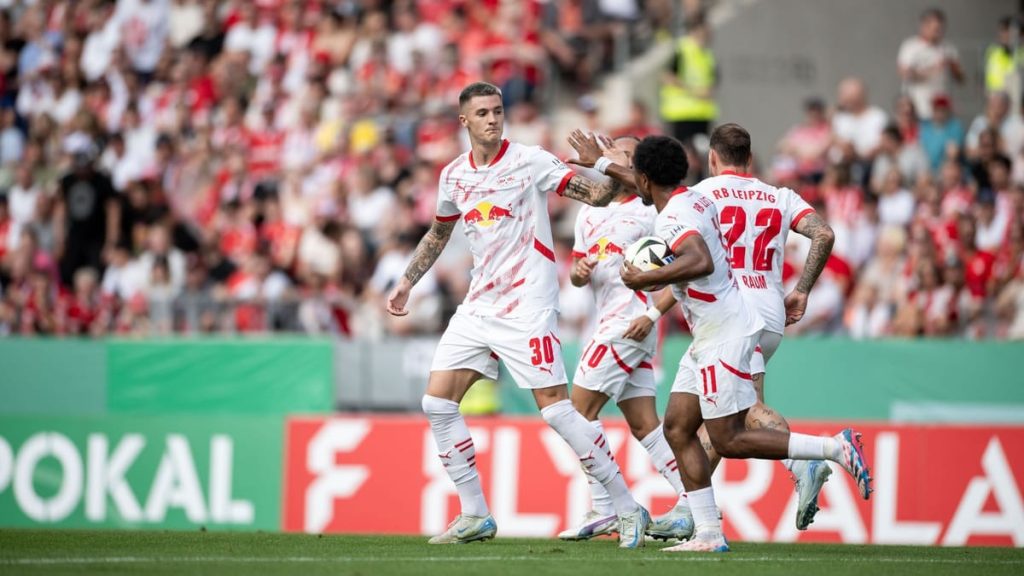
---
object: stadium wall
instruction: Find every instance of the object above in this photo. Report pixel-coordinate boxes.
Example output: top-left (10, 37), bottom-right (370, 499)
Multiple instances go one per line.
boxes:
top-left (0, 338), bottom-right (1021, 545)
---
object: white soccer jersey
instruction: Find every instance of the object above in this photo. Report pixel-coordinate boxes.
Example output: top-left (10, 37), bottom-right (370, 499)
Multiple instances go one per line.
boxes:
top-left (572, 195), bottom-right (658, 341)
top-left (656, 187), bottom-right (763, 350)
top-left (690, 171), bottom-right (815, 334)
top-left (436, 139), bottom-right (574, 318)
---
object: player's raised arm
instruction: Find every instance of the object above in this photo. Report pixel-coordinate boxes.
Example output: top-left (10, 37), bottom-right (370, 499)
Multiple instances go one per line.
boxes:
top-left (386, 217), bottom-right (457, 316)
top-left (785, 211), bottom-right (835, 325)
top-left (562, 130), bottom-right (633, 207)
top-left (621, 233), bottom-right (714, 291)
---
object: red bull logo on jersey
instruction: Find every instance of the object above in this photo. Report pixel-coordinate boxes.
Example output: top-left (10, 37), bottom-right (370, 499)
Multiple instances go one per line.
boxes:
top-left (587, 237), bottom-right (625, 261)
top-left (463, 201), bottom-right (514, 227)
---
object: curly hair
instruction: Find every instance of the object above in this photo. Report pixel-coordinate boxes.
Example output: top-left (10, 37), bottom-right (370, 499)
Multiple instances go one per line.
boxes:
top-left (634, 135), bottom-right (689, 186)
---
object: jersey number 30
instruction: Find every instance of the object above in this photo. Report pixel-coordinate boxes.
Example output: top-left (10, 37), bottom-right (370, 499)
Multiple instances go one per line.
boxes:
top-left (719, 207), bottom-right (782, 271)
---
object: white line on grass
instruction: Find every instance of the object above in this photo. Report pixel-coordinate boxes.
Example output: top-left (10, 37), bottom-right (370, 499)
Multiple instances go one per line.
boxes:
top-left (2, 556), bottom-right (1021, 566)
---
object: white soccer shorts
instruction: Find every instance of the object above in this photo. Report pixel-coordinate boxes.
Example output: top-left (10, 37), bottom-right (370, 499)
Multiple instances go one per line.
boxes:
top-left (748, 330), bottom-right (783, 376)
top-left (671, 331), bottom-right (761, 419)
top-left (431, 309), bottom-right (567, 389)
top-left (572, 330), bottom-right (657, 402)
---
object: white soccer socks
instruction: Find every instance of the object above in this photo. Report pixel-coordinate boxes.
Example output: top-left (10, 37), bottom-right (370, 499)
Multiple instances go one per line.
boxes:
top-left (422, 395), bottom-right (489, 518)
top-left (686, 486), bottom-right (721, 533)
top-left (787, 432), bottom-right (842, 461)
top-left (640, 425), bottom-right (689, 508)
top-left (541, 400), bottom-right (639, 515)
top-left (584, 420), bottom-right (615, 516)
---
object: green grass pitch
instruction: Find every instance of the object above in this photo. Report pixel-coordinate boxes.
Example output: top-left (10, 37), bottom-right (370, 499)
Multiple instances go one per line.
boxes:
top-left (1, 530), bottom-right (1022, 576)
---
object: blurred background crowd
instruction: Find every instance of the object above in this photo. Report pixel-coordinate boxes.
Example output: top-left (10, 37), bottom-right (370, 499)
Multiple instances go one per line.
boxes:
top-left (0, 0), bottom-right (1020, 341)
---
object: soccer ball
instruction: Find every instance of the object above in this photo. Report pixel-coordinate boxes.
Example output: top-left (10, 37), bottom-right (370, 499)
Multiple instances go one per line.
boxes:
top-left (624, 236), bottom-right (673, 272)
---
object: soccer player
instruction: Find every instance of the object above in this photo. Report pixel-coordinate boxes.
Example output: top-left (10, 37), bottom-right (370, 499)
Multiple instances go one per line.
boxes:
top-left (689, 123), bottom-right (835, 531)
top-left (573, 133), bottom-right (872, 552)
top-left (386, 82), bottom-right (650, 547)
top-left (559, 135), bottom-right (694, 542)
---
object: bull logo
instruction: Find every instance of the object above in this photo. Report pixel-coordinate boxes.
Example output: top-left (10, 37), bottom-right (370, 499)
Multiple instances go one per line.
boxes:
top-left (587, 237), bottom-right (624, 261)
top-left (463, 201), bottom-right (514, 228)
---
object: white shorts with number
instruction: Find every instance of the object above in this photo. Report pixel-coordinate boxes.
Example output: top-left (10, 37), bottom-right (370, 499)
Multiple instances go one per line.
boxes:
top-left (431, 309), bottom-right (567, 389)
top-left (671, 332), bottom-right (761, 419)
top-left (573, 330), bottom-right (657, 402)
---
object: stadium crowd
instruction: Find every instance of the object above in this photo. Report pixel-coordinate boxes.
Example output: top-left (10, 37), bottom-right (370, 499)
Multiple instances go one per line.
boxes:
top-left (0, 1), bottom-right (1020, 341)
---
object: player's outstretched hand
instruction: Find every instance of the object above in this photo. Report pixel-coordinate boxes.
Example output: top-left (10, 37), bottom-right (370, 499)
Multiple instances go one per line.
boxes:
top-left (387, 278), bottom-right (412, 316)
top-left (620, 261), bottom-right (646, 290)
top-left (623, 314), bottom-right (654, 341)
top-left (601, 136), bottom-right (630, 168)
top-left (784, 289), bottom-right (808, 325)
top-left (566, 129), bottom-right (603, 168)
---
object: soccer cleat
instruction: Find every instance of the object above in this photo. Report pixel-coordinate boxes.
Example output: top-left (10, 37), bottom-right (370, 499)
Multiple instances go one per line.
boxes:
top-left (646, 504), bottom-right (695, 541)
top-left (558, 510), bottom-right (618, 541)
top-left (835, 428), bottom-right (873, 499)
top-left (661, 529), bottom-right (729, 552)
top-left (793, 460), bottom-right (833, 530)
top-left (617, 506), bottom-right (651, 549)
top-left (427, 514), bottom-right (497, 544)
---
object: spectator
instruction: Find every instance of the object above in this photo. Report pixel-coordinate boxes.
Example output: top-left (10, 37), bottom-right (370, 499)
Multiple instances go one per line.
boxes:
top-left (775, 98), bottom-right (831, 183)
top-left (898, 7), bottom-right (963, 120)
top-left (876, 168), bottom-right (916, 228)
top-left (985, 16), bottom-right (1023, 94)
top-left (660, 12), bottom-right (717, 149)
top-left (54, 143), bottom-right (119, 286)
top-left (871, 124), bottom-right (928, 193)
top-left (831, 77), bottom-right (888, 183)
top-left (966, 91), bottom-right (1011, 158)
top-left (115, 0), bottom-right (171, 81)
top-left (6, 165), bottom-right (42, 251)
top-left (540, 0), bottom-right (603, 89)
top-left (919, 94), bottom-right (963, 173)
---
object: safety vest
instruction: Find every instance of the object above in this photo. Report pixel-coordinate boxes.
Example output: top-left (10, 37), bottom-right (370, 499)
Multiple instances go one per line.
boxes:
top-left (986, 44), bottom-right (1021, 93)
top-left (660, 36), bottom-right (718, 122)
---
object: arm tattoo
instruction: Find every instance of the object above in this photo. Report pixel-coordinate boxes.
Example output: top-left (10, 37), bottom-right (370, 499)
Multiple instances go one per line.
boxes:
top-left (403, 219), bottom-right (456, 286)
top-left (562, 175), bottom-right (620, 207)
top-left (794, 212), bottom-right (835, 294)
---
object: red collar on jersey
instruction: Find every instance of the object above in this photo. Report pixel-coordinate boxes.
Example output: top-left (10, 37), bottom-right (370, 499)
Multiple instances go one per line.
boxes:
top-left (621, 194), bottom-right (639, 204)
top-left (720, 170), bottom-right (753, 178)
top-left (670, 186), bottom-right (689, 198)
top-left (469, 139), bottom-right (510, 169)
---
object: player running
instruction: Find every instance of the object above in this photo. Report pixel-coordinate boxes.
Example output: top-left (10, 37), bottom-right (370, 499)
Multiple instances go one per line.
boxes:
top-left (558, 135), bottom-right (694, 542)
top-left (574, 134), bottom-right (871, 552)
top-left (689, 123), bottom-right (836, 530)
top-left (386, 82), bottom-right (650, 547)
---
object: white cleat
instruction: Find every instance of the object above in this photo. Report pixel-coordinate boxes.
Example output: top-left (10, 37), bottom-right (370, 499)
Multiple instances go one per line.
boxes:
top-left (427, 514), bottom-right (497, 544)
top-left (794, 460), bottom-right (832, 530)
top-left (617, 506), bottom-right (651, 549)
top-left (646, 504), bottom-right (695, 541)
top-left (661, 529), bottom-right (729, 552)
top-left (558, 510), bottom-right (618, 541)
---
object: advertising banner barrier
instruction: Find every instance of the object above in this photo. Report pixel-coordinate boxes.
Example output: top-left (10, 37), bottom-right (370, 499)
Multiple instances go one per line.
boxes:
top-left (0, 415), bottom-right (282, 531)
top-left (283, 416), bottom-right (1024, 547)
